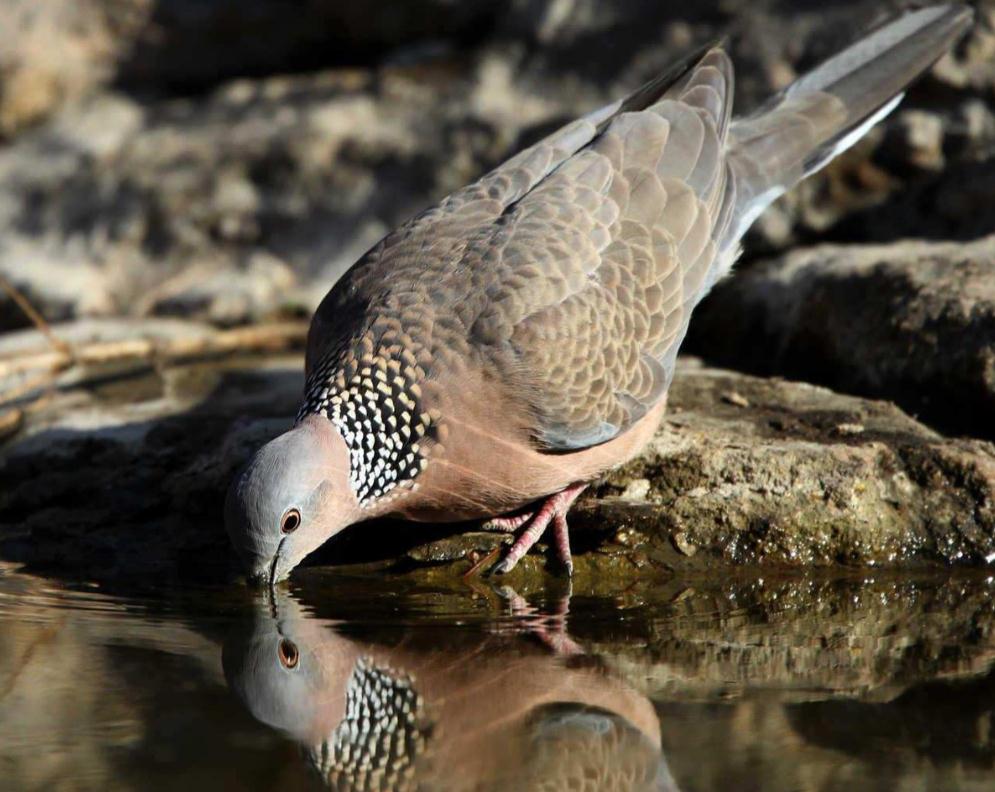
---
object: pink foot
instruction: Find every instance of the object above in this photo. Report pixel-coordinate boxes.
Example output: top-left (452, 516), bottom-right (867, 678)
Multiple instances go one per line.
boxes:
top-left (485, 483), bottom-right (587, 576)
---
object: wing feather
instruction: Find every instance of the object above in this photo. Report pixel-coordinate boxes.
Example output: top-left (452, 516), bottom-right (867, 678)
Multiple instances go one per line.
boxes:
top-left (308, 44), bottom-right (735, 451)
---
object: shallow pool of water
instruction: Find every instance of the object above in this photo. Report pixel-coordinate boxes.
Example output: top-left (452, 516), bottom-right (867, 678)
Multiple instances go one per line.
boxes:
top-left (2, 562), bottom-right (995, 791)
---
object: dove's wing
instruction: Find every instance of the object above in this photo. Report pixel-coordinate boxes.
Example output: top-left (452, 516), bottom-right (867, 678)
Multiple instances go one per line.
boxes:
top-left (304, 42), bottom-right (716, 376)
top-left (455, 48), bottom-right (736, 448)
top-left (306, 5), bottom-right (970, 454)
top-left (454, 5), bottom-right (969, 451)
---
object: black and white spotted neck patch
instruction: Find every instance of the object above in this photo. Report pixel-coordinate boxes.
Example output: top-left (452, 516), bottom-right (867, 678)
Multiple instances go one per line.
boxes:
top-left (298, 348), bottom-right (434, 505)
top-left (307, 657), bottom-right (430, 791)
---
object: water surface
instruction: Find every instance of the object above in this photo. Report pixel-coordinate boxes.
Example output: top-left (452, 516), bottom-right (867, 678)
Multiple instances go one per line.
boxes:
top-left (2, 562), bottom-right (995, 791)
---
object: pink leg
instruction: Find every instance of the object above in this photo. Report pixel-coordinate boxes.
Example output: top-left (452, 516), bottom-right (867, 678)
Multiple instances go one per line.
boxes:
top-left (488, 483), bottom-right (587, 575)
top-left (551, 512), bottom-right (573, 576)
top-left (495, 584), bottom-right (583, 655)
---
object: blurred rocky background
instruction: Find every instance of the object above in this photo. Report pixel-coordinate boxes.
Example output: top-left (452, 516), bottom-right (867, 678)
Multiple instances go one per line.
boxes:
top-left (1, 0), bottom-right (994, 580)
top-left (1, 0), bottom-right (991, 328)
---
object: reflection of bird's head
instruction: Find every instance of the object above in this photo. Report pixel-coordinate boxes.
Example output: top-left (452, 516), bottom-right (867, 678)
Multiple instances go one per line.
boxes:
top-left (222, 594), bottom-right (357, 745)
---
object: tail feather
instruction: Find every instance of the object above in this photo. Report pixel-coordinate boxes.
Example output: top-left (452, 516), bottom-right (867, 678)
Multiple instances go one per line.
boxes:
top-left (722, 3), bottom-right (972, 250)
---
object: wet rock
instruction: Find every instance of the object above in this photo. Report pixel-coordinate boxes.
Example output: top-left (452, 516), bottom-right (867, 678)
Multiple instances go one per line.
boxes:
top-left (7, 561), bottom-right (995, 790)
top-left (189, 559), bottom-right (995, 706)
top-left (2, 335), bottom-right (994, 581)
top-left (570, 364), bottom-right (995, 574)
top-left (276, 565), bottom-right (995, 787)
top-left (670, 532), bottom-right (698, 558)
top-left (619, 574), bottom-right (995, 786)
top-left (687, 236), bottom-right (995, 439)
top-left (572, 573), bottom-right (995, 699)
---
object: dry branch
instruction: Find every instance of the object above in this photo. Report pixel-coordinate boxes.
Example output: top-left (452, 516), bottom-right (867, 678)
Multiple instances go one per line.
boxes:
top-left (0, 322), bottom-right (309, 381)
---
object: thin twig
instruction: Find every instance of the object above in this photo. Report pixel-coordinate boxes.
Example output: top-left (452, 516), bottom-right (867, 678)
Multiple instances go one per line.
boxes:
top-left (0, 274), bottom-right (71, 355)
top-left (462, 546), bottom-right (503, 580)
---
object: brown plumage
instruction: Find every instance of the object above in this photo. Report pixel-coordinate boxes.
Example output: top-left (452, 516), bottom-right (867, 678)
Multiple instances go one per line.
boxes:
top-left (223, 594), bottom-right (673, 791)
top-left (226, 5), bottom-right (972, 582)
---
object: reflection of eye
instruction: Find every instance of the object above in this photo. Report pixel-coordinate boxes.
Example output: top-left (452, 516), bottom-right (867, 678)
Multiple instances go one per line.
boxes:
top-left (280, 508), bottom-right (301, 534)
top-left (278, 639), bottom-right (299, 669)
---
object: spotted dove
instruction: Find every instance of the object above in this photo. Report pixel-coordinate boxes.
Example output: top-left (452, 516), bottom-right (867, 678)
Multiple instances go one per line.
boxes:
top-left (226, 5), bottom-right (972, 583)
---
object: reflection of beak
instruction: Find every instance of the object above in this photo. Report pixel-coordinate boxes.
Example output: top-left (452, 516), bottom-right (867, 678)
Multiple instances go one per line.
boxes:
top-left (244, 565), bottom-right (271, 589)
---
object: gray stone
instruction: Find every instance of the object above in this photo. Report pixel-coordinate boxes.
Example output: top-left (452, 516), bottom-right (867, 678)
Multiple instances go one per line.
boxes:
top-left (0, 69), bottom-right (503, 329)
top-left (687, 236), bottom-right (995, 439)
top-left (415, 362), bottom-right (995, 577)
top-left (0, 0), bottom-right (504, 136)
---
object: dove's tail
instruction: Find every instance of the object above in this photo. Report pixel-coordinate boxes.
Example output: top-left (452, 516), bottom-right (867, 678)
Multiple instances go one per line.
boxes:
top-left (722, 3), bottom-right (972, 248)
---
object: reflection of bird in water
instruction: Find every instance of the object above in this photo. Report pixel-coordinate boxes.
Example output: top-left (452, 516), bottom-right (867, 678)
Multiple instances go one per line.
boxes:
top-left (223, 590), bottom-right (679, 791)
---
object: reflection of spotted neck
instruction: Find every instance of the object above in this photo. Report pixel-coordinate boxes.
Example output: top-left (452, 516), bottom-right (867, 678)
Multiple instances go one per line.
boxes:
top-left (298, 346), bottom-right (436, 506)
top-left (307, 657), bottom-right (430, 791)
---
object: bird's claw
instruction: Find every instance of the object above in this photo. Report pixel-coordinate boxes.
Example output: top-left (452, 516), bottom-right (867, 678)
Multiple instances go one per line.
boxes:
top-left (488, 557), bottom-right (514, 576)
top-left (482, 483), bottom-right (587, 576)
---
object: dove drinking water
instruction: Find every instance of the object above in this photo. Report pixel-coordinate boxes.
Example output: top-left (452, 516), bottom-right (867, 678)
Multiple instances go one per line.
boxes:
top-left (226, 5), bottom-right (973, 584)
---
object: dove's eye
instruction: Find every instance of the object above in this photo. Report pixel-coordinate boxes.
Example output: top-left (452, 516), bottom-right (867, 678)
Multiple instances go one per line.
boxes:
top-left (278, 639), bottom-right (299, 669)
top-left (280, 508), bottom-right (301, 534)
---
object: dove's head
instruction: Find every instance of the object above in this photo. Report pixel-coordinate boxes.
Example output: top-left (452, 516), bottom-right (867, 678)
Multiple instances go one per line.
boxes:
top-left (225, 415), bottom-right (359, 585)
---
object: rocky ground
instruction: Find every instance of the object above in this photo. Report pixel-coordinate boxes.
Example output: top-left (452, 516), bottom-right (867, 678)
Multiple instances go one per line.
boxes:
top-left (1, 1), bottom-right (995, 581)
top-left (1, 319), bottom-right (994, 581)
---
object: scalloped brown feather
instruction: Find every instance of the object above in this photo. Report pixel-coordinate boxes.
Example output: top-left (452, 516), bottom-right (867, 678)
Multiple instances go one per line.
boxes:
top-left (300, 5), bottom-right (971, 517)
